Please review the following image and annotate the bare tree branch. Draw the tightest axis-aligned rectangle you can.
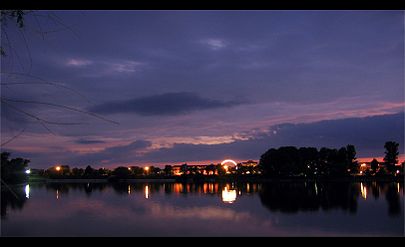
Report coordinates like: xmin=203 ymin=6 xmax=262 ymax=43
xmin=1 ymin=72 xmax=91 ymax=103
xmin=2 ymin=98 xmax=119 ymax=125
xmin=1 ymin=128 xmax=26 ymax=147
xmin=1 ymin=99 xmax=86 ymax=126
xmin=17 ymin=27 xmax=33 ymax=73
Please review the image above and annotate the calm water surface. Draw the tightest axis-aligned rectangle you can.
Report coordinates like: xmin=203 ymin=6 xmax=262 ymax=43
xmin=1 ymin=181 xmax=403 ymax=236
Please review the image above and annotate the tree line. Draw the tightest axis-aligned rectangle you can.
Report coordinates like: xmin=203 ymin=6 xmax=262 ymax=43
xmin=259 ymin=141 xmax=403 ymax=178
xmin=1 ymin=141 xmax=403 ymax=184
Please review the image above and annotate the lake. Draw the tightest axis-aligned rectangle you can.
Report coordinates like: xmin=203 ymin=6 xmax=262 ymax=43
xmin=1 ymin=181 xmax=403 ymax=236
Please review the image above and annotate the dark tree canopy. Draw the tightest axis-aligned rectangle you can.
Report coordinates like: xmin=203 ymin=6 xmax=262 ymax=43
xmin=259 ymin=145 xmax=357 ymax=178
xmin=1 ymin=152 xmax=30 ymax=184
xmin=384 ymin=141 xmax=399 ymax=174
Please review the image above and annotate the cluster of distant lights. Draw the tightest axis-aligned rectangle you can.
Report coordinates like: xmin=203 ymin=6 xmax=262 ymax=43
xmin=22 ymin=159 xmax=402 ymax=201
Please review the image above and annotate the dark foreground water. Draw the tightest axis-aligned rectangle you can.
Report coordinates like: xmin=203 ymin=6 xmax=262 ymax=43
xmin=1 ymin=181 xmax=403 ymax=236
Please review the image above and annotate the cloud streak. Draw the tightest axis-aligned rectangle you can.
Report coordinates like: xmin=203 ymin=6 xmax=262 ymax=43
xmin=200 ymin=38 xmax=228 ymax=50
xmin=90 ymin=92 xmax=244 ymax=116
xmin=74 ymin=139 xmax=106 ymax=145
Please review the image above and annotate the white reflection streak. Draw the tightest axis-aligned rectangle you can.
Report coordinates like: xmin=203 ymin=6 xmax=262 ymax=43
xmin=145 ymin=185 xmax=149 ymax=199
xmin=56 ymin=189 xmax=59 ymax=200
xmin=25 ymin=184 xmax=30 ymax=199
xmin=315 ymin=182 xmax=318 ymax=195
xmin=128 ymin=185 xmax=131 ymax=195
xmin=398 ymin=183 xmax=400 ymax=193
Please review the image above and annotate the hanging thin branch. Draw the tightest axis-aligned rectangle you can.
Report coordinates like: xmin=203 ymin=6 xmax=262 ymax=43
xmin=1 ymin=72 xmax=91 ymax=103
xmin=1 ymin=128 xmax=26 ymax=147
xmin=1 ymin=100 xmax=86 ymax=126
xmin=17 ymin=27 xmax=33 ymax=73
xmin=1 ymin=98 xmax=119 ymax=125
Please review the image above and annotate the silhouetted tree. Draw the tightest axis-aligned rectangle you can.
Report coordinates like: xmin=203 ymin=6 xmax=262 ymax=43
xmin=346 ymin=144 xmax=358 ymax=174
xmin=113 ymin=166 xmax=132 ymax=178
xmin=84 ymin=165 xmax=95 ymax=177
xmin=129 ymin=166 xmax=144 ymax=176
xmin=72 ymin=167 xmax=84 ymax=177
xmin=0 ymin=10 xmax=27 ymax=56
xmin=384 ymin=141 xmax=399 ymax=175
xmin=164 ymin=165 xmax=173 ymax=176
xmin=370 ymin=158 xmax=379 ymax=174
xmin=205 ymin=164 xmax=216 ymax=175
xmin=216 ymin=164 xmax=226 ymax=176
xmin=180 ymin=164 xmax=188 ymax=175
xmin=1 ymin=152 xmax=30 ymax=184
xmin=298 ymin=147 xmax=318 ymax=176
xmin=151 ymin=166 xmax=161 ymax=176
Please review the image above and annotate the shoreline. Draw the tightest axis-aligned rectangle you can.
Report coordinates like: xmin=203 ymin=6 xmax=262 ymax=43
xmin=24 ymin=176 xmax=404 ymax=184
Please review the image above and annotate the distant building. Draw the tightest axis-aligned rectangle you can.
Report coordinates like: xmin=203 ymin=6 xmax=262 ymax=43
xmin=238 ymin=160 xmax=258 ymax=167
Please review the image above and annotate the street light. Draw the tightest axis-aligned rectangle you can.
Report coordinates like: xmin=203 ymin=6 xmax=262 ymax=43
xmin=55 ymin=166 xmax=61 ymax=171
xmin=25 ymin=169 xmax=31 ymax=174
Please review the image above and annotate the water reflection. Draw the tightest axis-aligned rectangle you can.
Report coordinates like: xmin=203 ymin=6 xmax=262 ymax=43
xmin=360 ymin=182 xmax=367 ymax=200
xmin=257 ymin=181 xmax=403 ymax=215
xmin=1 ymin=185 xmax=28 ymax=219
xmin=1 ymin=181 xmax=403 ymax=219
xmin=222 ymin=187 xmax=237 ymax=203
xmin=144 ymin=185 xmax=149 ymax=199
xmin=25 ymin=184 xmax=30 ymax=199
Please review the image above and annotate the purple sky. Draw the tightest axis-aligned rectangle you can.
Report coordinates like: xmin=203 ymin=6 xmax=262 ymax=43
xmin=1 ymin=10 xmax=404 ymax=168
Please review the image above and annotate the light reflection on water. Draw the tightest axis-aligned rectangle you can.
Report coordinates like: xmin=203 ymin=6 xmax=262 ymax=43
xmin=1 ymin=181 xmax=403 ymax=236
xmin=221 ymin=187 xmax=237 ymax=203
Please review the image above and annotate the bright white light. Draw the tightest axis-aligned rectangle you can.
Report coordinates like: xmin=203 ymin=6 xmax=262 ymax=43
xmin=25 ymin=184 xmax=30 ymax=199
xmin=25 ymin=169 xmax=31 ymax=174
xmin=222 ymin=187 xmax=237 ymax=203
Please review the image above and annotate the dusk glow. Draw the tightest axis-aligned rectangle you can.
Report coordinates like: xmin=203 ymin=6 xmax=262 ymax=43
xmin=0 ymin=9 xmax=403 ymax=238
xmin=0 ymin=10 xmax=403 ymax=169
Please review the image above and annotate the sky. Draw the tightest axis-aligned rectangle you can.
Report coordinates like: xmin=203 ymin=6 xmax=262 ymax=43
xmin=1 ymin=10 xmax=404 ymax=168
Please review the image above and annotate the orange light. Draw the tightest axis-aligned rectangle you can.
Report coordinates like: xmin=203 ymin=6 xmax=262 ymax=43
xmin=128 ymin=167 xmax=131 ymax=171
xmin=144 ymin=166 xmax=149 ymax=171
xmin=55 ymin=166 xmax=61 ymax=171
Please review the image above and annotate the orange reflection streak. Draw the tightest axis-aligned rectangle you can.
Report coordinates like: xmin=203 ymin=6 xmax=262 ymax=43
xmin=360 ymin=183 xmax=367 ymax=200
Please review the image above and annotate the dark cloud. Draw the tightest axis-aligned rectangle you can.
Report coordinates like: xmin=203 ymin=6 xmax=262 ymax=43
xmin=89 ymin=92 xmax=244 ymax=116
xmin=74 ymin=139 xmax=106 ymax=144
xmin=140 ymin=112 xmax=404 ymax=164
